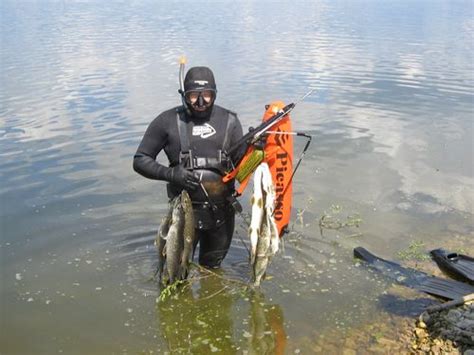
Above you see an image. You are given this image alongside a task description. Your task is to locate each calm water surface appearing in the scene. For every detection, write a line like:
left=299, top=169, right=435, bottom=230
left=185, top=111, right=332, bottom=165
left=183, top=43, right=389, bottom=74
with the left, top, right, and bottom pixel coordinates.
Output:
left=1, top=1, right=473, bottom=353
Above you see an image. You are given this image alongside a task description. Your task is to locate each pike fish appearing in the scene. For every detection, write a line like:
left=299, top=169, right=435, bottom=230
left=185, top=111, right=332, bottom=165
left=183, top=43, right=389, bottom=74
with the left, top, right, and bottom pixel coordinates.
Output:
left=165, top=195, right=185, bottom=285
left=180, top=190, right=196, bottom=280
left=249, top=163, right=280, bottom=286
left=156, top=190, right=196, bottom=285
left=249, top=166, right=264, bottom=266
left=155, top=201, right=173, bottom=284
left=253, top=211, right=272, bottom=286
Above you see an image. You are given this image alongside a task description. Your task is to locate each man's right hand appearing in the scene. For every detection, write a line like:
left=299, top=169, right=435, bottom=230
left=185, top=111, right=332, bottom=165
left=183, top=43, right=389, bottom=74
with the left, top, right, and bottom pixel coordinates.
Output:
left=167, top=165, right=200, bottom=191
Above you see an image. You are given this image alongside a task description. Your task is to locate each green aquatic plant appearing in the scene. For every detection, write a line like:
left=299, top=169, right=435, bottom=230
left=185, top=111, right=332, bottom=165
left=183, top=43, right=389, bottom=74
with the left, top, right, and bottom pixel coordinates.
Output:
left=157, top=279, right=187, bottom=303
left=290, top=195, right=315, bottom=228
left=330, top=204, right=342, bottom=214
left=319, top=204, right=363, bottom=234
left=296, top=208, right=305, bottom=226
left=156, top=262, right=253, bottom=304
left=373, top=330, right=384, bottom=342
left=397, top=241, right=430, bottom=261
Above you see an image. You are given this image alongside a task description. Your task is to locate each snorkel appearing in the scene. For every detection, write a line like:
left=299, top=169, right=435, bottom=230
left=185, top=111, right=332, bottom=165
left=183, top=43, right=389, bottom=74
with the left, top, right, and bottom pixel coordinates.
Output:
left=178, top=56, right=191, bottom=115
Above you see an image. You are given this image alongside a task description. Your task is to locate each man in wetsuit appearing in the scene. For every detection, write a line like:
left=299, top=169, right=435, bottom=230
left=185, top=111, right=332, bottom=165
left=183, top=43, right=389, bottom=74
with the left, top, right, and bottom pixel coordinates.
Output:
left=133, top=66, right=244, bottom=268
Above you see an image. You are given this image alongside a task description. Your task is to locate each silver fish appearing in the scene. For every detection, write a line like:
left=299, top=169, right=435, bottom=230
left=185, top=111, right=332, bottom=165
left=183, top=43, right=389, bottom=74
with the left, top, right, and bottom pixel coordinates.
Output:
left=165, top=195, right=185, bottom=285
left=249, top=166, right=264, bottom=266
left=253, top=209, right=272, bottom=286
left=250, top=163, right=280, bottom=286
left=155, top=202, right=173, bottom=284
left=180, top=190, right=196, bottom=280
left=261, top=164, right=279, bottom=257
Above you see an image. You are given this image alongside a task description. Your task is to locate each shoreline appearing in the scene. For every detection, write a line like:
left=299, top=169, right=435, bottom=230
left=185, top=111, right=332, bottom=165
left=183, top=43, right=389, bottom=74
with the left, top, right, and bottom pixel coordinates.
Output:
left=299, top=234, right=474, bottom=353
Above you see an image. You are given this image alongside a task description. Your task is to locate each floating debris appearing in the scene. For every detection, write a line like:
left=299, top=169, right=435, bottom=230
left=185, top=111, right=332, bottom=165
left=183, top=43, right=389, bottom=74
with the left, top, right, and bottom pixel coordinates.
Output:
left=210, top=344, right=219, bottom=352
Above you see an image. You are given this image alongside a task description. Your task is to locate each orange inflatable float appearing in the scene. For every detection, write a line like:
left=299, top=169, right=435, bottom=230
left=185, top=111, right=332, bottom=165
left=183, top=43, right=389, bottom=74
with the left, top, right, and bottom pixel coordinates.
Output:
left=223, top=101, right=294, bottom=237
left=262, top=101, right=293, bottom=237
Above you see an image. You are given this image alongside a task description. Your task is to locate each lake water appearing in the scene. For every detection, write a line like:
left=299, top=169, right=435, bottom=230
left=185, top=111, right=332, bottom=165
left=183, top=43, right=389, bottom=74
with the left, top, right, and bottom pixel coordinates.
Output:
left=1, top=0, right=473, bottom=353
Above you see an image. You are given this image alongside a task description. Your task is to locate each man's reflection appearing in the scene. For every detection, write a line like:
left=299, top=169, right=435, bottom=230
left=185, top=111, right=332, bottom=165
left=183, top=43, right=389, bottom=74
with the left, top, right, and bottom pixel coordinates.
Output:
left=155, top=271, right=286, bottom=354
left=156, top=271, right=235, bottom=353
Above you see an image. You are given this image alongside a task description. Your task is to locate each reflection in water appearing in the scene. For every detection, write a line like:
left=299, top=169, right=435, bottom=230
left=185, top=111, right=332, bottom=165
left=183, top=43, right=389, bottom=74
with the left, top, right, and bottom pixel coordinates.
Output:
left=156, top=272, right=286, bottom=354
left=377, top=293, right=435, bottom=318
left=248, top=291, right=286, bottom=355
left=157, top=274, right=236, bottom=353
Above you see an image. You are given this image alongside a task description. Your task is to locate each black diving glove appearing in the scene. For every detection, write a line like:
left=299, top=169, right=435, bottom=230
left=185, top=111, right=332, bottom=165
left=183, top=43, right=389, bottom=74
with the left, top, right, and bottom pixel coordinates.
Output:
left=167, top=165, right=200, bottom=191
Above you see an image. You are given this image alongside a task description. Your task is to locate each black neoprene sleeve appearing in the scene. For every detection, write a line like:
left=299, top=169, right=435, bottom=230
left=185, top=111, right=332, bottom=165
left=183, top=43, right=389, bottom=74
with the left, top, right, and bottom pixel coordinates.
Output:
left=133, top=114, right=171, bottom=181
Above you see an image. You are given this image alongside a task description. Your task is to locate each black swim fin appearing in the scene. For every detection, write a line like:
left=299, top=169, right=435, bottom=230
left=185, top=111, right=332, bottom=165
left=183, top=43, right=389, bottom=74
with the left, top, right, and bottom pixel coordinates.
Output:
left=430, top=248, right=474, bottom=285
left=354, top=247, right=474, bottom=300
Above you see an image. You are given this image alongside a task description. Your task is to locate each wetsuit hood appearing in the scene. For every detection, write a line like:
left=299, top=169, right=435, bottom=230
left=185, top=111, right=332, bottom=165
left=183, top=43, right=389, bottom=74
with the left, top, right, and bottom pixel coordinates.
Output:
left=183, top=66, right=217, bottom=119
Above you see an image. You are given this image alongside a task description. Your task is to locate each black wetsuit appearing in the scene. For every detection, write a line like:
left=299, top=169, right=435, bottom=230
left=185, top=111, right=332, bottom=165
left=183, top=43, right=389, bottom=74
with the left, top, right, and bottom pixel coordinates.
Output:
left=133, top=105, right=244, bottom=267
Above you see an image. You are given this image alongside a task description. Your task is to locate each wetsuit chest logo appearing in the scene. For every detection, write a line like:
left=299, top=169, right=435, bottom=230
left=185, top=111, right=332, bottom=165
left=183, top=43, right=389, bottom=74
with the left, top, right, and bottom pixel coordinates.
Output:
left=192, top=123, right=216, bottom=139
